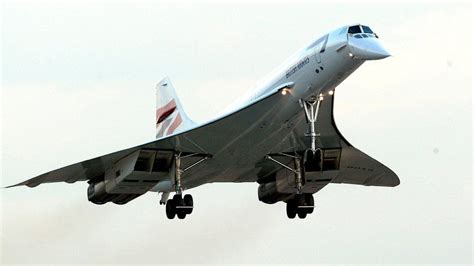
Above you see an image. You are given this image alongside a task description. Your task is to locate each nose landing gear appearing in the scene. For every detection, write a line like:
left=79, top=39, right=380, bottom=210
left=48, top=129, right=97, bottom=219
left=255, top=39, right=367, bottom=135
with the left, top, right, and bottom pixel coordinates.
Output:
left=302, top=93, right=324, bottom=153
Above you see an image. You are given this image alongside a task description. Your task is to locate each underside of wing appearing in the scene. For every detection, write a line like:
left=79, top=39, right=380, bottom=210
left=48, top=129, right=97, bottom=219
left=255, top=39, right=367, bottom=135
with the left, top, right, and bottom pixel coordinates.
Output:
left=6, top=88, right=285, bottom=189
left=282, top=91, right=400, bottom=188
left=249, top=88, right=400, bottom=199
left=331, top=146, right=400, bottom=187
left=303, top=94, right=399, bottom=187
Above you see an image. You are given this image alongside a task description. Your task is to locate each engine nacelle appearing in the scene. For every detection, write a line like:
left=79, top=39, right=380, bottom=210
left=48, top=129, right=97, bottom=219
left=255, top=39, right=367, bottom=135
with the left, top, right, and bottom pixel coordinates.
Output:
left=258, top=181, right=292, bottom=204
left=87, top=149, right=174, bottom=205
left=87, top=181, right=141, bottom=205
left=87, top=181, right=114, bottom=204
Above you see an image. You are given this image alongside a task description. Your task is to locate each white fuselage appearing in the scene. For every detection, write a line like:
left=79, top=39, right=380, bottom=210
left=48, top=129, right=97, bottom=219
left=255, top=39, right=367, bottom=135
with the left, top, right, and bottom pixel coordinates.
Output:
left=225, top=25, right=389, bottom=118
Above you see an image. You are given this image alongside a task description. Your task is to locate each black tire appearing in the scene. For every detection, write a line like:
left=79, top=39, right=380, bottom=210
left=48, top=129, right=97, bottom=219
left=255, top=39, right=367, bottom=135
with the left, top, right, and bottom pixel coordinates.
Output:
left=183, top=194, right=194, bottom=214
left=173, top=194, right=183, bottom=206
left=177, top=211, right=186, bottom=219
left=286, top=200, right=297, bottom=219
left=305, top=194, right=315, bottom=214
left=297, top=210, right=307, bottom=219
left=295, top=194, right=306, bottom=207
left=166, top=199, right=175, bottom=219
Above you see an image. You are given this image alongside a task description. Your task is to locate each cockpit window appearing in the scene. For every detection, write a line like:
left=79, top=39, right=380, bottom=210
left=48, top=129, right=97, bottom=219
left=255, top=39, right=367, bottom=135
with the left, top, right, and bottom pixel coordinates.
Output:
left=362, top=25, right=373, bottom=33
left=348, top=25, right=362, bottom=34
left=352, top=33, right=376, bottom=39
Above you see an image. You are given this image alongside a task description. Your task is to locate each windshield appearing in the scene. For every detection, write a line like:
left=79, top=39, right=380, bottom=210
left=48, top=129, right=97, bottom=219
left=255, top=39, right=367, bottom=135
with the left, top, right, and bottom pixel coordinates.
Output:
left=362, top=25, right=374, bottom=33
left=348, top=25, right=378, bottom=38
left=348, top=25, right=361, bottom=34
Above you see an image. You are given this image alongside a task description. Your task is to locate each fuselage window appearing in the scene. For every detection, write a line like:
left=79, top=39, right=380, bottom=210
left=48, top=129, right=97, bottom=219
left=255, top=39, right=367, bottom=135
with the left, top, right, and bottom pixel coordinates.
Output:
left=354, top=34, right=362, bottom=39
left=362, top=26, right=373, bottom=34
left=348, top=25, right=362, bottom=34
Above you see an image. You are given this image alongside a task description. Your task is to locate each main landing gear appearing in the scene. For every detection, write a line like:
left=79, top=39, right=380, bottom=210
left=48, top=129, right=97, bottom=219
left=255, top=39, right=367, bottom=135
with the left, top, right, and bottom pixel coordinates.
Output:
left=164, top=152, right=209, bottom=220
left=166, top=194, right=193, bottom=219
left=265, top=95, right=325, bottom=219
left=286, top=194, right=314, bottom=219
left=266, top=152, right=316, bottom=219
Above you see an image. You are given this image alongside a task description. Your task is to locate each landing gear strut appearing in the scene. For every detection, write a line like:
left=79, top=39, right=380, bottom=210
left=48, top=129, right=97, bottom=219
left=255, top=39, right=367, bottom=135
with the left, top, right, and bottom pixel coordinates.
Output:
left=265, top=96, right=324, bottom=219
left=301, top=93, right=324, bottom=153
left=164, top=152, right=209, bottom=220
left=265, top=153, right=316, bottom=219
left=265, top=152, right=304, bottom=194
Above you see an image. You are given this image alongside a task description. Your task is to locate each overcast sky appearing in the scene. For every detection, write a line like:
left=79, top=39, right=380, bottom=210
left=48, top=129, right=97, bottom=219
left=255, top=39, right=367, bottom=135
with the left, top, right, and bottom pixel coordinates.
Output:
left=1, top=1, right=472, bottom=264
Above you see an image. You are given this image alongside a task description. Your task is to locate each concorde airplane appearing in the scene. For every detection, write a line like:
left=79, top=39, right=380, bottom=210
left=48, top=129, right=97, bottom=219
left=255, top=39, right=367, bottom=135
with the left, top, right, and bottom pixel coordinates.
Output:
left=8, top=24, right=399, bottom=219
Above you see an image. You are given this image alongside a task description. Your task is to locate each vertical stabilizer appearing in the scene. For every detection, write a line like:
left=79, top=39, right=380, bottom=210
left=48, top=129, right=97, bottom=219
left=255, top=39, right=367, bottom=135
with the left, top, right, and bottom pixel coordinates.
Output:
left=155, top=77, right=195, bottom=139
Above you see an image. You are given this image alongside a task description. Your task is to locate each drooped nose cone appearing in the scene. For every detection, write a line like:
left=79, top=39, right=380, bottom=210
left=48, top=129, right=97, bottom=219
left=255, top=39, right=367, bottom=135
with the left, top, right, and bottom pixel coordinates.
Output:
left=348, top=36, right=391, bottom=60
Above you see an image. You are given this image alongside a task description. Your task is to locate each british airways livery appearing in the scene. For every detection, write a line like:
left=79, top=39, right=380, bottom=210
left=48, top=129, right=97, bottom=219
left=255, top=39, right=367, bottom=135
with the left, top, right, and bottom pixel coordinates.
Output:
left=8, top=24, right=399, bottom=219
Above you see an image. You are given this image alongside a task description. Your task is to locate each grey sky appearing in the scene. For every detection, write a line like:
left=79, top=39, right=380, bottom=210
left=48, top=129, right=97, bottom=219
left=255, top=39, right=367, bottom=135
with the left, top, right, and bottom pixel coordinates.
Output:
left=1, top=1, right=472, bottom=264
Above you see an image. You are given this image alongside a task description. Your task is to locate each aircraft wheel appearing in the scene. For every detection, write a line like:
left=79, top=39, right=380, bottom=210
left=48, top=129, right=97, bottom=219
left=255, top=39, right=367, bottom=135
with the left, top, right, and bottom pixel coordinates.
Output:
left=177, top=210, right=186, bottom=219
left=173, top=194, right=183, bottom=205
left=166, top=199, right=176, bottom=219
left=286, top=199, right=297, bottom=219
left=305, top=194, right=314, bottom=214
left=295, top=194, right=306, bottom=206
left=297, top=210, right=307, bottom=219
left=183, top=194, right=194, bottom=214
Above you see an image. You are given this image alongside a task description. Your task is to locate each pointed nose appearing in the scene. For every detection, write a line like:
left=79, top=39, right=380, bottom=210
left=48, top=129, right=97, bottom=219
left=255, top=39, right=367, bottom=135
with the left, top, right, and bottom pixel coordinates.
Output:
left=349, top=36, right=391, bottom=60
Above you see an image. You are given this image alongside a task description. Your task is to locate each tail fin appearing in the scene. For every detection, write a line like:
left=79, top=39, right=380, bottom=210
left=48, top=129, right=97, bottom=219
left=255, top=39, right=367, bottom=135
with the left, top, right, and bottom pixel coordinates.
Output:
left=155, top=77, right=195, bottom=139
